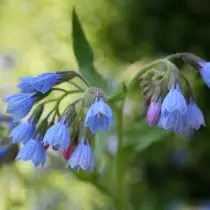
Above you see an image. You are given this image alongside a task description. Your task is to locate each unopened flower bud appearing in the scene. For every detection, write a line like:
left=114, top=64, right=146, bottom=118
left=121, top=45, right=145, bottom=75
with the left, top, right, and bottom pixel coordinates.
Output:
left=146, top=98, right=162, bottom=126
left=62, top=142, right=74, bottom=160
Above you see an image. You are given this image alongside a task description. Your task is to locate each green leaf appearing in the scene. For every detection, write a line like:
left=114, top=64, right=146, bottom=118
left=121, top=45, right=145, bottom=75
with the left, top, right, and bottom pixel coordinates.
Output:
left=72, top=8, right=107, bottom=89
left=124, top=120, right=170, bottom=152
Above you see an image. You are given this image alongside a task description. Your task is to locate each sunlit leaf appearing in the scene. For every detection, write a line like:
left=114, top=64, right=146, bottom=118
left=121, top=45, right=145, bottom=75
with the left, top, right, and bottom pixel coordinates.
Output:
left=72, top=8, right=107, bottom=89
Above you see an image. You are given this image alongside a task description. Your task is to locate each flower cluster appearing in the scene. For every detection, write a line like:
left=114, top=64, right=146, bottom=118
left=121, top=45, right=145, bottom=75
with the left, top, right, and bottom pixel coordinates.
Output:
left=146, top=83, right=205, bottom=135
left=4, top=52, right=210, bottom=172
left=144, top=53, right=208, bottom=136
left=4, top=72, right=113, bottom=172
left=3, top=72, right=74, bottom=122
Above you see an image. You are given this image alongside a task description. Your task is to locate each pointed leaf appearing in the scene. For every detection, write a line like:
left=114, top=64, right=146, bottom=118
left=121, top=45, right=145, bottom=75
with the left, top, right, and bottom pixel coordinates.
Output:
left=72, top=8, right=106, bottom=89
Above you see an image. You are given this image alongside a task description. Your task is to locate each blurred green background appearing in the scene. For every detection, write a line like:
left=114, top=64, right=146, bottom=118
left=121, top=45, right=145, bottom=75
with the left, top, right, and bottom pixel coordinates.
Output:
left=1, top=0, right=210, bottom=209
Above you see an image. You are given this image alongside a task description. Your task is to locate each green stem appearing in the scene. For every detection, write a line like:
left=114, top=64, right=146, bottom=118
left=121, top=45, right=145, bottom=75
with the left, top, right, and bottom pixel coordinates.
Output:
left=55, top=89, right=82, bottom=117
left=68, top=80, right=85, bottom=91
left=116, top=103, right=126, bottom=210
left=75, top=72, right=90, bottom=87
left=165, top=52, right=188, bottom=60
left=126, top=59, right=168, bottom=90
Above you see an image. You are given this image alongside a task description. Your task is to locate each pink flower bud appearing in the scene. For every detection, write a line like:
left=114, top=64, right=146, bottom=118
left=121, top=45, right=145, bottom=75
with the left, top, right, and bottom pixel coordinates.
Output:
left=146, top=98, right=162, bottom=126
left=62, top=142, right=74, bottom=160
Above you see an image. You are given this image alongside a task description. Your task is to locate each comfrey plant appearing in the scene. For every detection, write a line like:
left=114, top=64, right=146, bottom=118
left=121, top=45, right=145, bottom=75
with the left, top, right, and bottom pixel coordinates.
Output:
left=2, top=8, right=210, bottom=210
left=5, top=70, right=112, bottom=170
left=137, top=53, right=207, bottom=136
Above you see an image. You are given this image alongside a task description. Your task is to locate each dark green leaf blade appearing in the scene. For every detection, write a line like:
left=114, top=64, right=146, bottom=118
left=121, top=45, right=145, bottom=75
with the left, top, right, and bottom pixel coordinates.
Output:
left=72, top=8, right=106, bottom=89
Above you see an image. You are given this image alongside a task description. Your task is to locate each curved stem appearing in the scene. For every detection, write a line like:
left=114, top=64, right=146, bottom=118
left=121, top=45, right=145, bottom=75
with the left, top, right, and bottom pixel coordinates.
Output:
left=75, top=73, right=90, bottom=87
left=165, top=52, right=188, bottom=60
left=55, top=90, right=82, bottom=117
left=165, top=60, right=195, bottom=98
left=43, top=108, right=55, bottom=122
left=127, top=59, right=168, bottom=90
left=68, top=80, right=85, bottom=91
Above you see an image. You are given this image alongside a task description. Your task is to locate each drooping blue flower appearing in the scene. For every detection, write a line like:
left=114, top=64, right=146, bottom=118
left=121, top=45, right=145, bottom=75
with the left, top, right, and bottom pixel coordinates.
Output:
left=19, top=72, right=63, bottom=93
left=43, top=117, right=70, bottom=151
left=161, top=83, right=187, bottom=114
left=186, top=98, right=205, bottom=130
left=198, top=61, right=210, bottom=87
left=158, top=110, right=193, bottom=136
left=9, top=119, right=36, bottom=144
left=66, top=138, right=95, bottom=172
left=0, top=144, right=9, bottom=159
left=4, top=92, right=37, bottom=121
left=16, top=139, right=46, bottom=167
left=157, top=83, right=193, bottom=135
left=84, top=97, right=113, bottom=134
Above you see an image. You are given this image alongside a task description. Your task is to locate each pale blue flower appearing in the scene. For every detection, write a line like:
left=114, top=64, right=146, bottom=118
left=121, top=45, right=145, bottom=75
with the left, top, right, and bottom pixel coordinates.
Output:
left=161, top=83, right=187, bottom=114
left=4, top=92, right=37, bottom=121
left=16, top=139, right=46, bottom=167
left=158, top=83, right=194, bottom=136
left=158, top=110, right=193, bottom=136
left=84, top=97, right=113, bottom=134
left=43, top=117, right=70, bottom=151
left=66, top=138, right=95, bottom=172
left=9, top=120, right=36, bottom=144
left=186, top=98, right=205, bottom=130
left=198, top=61, right=210, bottom=87
left=19, top=72, right=63, bottom=93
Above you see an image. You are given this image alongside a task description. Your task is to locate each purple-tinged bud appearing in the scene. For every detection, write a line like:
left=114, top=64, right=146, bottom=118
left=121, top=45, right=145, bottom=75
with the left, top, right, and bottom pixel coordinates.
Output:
left=146, top=98, right=162, bottom=126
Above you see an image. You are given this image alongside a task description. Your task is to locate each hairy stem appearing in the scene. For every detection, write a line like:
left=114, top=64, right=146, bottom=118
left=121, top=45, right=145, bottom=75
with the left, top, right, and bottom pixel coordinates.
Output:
left=68, top=80, right=85, bottom=91
left=75, top=72, right=90, bottom=87
left=127, top=59, right=168, bottom=90
left=55, top=89, right=82, bottom=117
left=165, top=52, right=188, bottom=60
